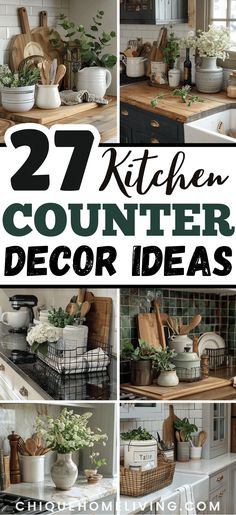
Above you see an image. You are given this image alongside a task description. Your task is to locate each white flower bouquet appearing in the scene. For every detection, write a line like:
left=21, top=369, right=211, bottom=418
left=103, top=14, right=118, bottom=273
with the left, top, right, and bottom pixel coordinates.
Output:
left=26, top=322, right=61, bottom=355
left=196, top=26, right=231, bottom=60
left=35, top=408, right=108, bottom=453
left=179, top=31, right=196, bottom=50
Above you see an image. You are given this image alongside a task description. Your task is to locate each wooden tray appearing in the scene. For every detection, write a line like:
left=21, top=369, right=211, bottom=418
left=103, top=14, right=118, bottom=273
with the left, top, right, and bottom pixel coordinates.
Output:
left=121, top=377, right=233, bottom=400
left=0, top=102, right=98, bottom=125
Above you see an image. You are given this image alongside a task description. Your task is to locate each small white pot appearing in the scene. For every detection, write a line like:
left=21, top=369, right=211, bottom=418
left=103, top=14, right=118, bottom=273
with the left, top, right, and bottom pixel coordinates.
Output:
left=36, top=84, right=61, bottom=109
left=157, top=369, right=179, bottom=387
left=1, top=85, right=35, bottom=112
left=168, top=68, right=181, bottom=88
left=125, top=57, right=146, bottom=77
left=190, top=446, right=202, bottom=460
left=20, top=455, right=45, bottom=483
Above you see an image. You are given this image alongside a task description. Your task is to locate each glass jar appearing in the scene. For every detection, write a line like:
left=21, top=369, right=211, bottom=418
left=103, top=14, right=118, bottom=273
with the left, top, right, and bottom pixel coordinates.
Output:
left=227, top=70, right=236, bottom=98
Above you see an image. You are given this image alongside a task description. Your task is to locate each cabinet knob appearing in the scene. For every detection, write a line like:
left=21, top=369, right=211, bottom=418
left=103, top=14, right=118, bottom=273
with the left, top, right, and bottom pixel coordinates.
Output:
left=0, top=364, right=5, bottom=372
left=150, top=120, right=160, bottom=128
left=150, top=137, right=160, bottom=144
left=216, top=475, right=224, bottom=482
left=121, top=109, right=129, bottom=116
left=19, top=386, right=28, bottom=397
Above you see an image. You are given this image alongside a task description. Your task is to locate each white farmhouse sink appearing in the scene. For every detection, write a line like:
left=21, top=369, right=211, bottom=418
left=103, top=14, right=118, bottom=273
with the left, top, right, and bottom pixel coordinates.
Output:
left=160, top=471, right=209, bottom=503
left=184, top=108, right=236, bottom=143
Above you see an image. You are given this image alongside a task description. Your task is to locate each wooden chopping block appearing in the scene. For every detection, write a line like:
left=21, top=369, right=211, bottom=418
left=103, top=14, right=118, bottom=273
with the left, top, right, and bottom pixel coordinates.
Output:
left=163, top=404, right=180, bottom=445
left=10, top=7, right=50, bottom=71
left=146, top=41, right=157, bottom=77
left=155, top=27, right=167, bottom=62
left=32, top=11, right=63, bottom=64
left=137, top=313, right=162, bottom=349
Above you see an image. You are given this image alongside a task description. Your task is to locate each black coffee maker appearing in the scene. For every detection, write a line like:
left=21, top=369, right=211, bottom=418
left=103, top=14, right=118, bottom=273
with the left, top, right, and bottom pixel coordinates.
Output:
left=9, top=294, right=38, bottom=326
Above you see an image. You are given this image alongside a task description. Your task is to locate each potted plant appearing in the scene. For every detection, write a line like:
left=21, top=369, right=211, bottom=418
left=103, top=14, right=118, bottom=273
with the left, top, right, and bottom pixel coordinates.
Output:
left=174, top=418, right=198, bottom=462
left=120, top=427, right=157, bottom=469
left=163, top=31, right=180, bottom=70
left=56, top=11, right=116, bottom=95
left=192, top=26, right=231, bottom=93
left=26, top=323, right=61, bottom=356
left=153, top=348, right=179, bottom=387
left=53, top=10, right=117, bottom=93
left=35, top=408, right=107, bottom=490
left=48, top=307, right=88, bottom=355
left=84, top=452, right=107, bottom=484
left=0, top=62, right=40, bottom=112
left=124, top=339, right=157, bottom=386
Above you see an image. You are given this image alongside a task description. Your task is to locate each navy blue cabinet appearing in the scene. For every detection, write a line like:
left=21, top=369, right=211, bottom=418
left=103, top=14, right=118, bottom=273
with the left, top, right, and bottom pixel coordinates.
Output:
left=120, top=102, right=184, bottom=143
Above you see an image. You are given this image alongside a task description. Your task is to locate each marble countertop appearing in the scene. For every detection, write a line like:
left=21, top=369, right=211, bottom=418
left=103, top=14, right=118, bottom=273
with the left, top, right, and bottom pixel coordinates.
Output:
left=7, top=476, right=117, bottom=511
left=175, top=452, right=236, bottom=475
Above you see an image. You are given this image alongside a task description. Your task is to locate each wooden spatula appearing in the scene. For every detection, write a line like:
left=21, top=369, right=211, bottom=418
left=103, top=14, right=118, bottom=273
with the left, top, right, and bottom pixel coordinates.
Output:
left=25, top=438, right=37, bottom=456
left=198, top=430, right=207, bottom=447
left=80, top=301, right=91, bottom=318
left=54, top=64, right=66, bottom=85
left=154, top=301, right=166, bottom=349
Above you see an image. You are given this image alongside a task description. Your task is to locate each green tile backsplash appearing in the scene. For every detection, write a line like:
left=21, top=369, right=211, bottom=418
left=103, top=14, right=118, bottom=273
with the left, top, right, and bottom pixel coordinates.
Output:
left=120, top=289, right=236, bottom=354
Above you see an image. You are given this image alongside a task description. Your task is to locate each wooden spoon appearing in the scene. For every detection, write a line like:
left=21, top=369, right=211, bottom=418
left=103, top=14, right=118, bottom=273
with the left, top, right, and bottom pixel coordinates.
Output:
left=25, top=438, right=37, bottom=456
left=179, top=430, right=186, bottom=442
left=175, top=431, right=180, bottom=442
left=43, top=59, right=51, bottom=85
left=66, top=302, right=78, bottom=316
left=198, top=430, right=207, bottom=447
left=54, top=64, right=66, bottom=85
left=37, top=62, right=46, bottom=85
left=80, top=301, right=91, bottom=318
left=183, top=315, right=202, bottom=335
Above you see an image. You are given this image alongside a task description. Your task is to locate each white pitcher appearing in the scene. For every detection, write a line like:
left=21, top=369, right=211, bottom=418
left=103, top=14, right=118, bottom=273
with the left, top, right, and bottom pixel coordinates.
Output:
left=76, top=66, right=112, bottom=97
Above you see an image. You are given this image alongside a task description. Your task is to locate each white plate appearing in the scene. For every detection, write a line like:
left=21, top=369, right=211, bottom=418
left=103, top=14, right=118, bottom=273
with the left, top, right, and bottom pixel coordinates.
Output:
left=198, top=332, right=225, bottom=367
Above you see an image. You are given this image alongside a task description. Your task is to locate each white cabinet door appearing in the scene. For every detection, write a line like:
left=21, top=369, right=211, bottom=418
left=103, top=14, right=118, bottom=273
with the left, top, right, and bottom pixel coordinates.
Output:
left=0, top=356, right=44, bottom=400
left=229, top=463, right=236, bottom=515
left=202, top=404, right=229, bottom=459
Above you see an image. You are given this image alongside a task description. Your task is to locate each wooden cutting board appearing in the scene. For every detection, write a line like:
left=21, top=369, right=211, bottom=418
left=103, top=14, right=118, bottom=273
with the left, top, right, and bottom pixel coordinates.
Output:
left=121, top=377, right=233, bottom=400
left=137, top=313, right=162, bottom=349
left=163, top=404, right=180, bottom=443
left=31, top=10, right=63, bottom=64
left=85, top=294, right=112, bottom=349
left=0, top=102, right=98, bottom=125
left=9, top=7, right=50, bottom=71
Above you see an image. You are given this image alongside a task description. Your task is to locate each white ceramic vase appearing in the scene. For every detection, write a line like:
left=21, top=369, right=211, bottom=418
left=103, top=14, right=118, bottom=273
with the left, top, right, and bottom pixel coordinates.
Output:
left=195, top=56, right=223, bottom=93
left=51, top=453, right=78, bottom=490
left=157, top=369, right=179, bottom=387
left=76, top=66, right=112, bottom=97
left=1, top=85, right=35, bottom=112
left=36, top=84, right=61, bottom=109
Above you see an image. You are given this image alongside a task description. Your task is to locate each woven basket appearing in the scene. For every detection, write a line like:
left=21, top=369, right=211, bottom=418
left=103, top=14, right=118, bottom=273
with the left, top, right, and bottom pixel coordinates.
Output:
left=120, top=459, right=176, bottom=497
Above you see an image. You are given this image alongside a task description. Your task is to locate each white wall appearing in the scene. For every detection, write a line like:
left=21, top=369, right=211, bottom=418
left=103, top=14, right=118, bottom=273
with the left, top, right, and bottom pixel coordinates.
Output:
left=120, top=403, right=203, bottom=441
left=0, top=0, right=70, bottom=65
left=69, top=0, right=117, bottom=96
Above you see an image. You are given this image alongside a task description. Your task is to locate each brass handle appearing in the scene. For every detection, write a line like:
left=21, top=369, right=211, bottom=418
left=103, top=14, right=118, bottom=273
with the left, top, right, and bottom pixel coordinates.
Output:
left=216, top=475, right=224, bottom=482
left=150, top=120, right=160, bottom=128
left=218, top=491, right=224, bottom=498
left=121, top=109, right=129, bottom=116
left=19, top=386, right=28, bottom=397
left=0, top=364, right=5, bottom=372
left=150, top=137, right=160, bottom=144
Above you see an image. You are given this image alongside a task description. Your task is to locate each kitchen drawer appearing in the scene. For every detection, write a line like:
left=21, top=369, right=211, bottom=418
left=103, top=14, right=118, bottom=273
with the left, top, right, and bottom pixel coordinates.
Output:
left=120, top=102, right=184, bottom=143
left=209, top=486, right=228, bottom=515
left=0, top=356, right=43, bottom=400
left=209, top=468, right=227, bottom=492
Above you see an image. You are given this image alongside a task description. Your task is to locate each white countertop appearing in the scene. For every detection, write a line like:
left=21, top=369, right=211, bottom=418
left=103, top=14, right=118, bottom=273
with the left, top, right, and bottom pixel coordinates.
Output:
left=120, top=453, right=236, bottom=514
left=7, top=476, right=117, bottom=510
left=175, top=452, right=236, bottom=475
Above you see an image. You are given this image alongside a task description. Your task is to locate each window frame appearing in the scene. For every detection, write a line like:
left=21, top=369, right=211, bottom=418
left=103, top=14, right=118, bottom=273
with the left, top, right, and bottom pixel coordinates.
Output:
left=196, top=0, right=236, bottom=61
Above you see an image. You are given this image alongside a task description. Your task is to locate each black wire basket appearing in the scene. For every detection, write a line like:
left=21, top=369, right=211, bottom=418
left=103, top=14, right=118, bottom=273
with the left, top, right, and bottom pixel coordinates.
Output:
left=175, top=366, right=202, bottom=382
left=206, top=347, right=227, bottom=369
left=37, top=338, right=111, bottom=375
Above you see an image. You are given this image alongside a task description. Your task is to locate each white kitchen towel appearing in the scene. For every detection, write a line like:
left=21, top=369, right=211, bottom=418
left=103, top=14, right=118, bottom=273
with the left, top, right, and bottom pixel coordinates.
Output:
left=177, top=485, right=196, bottom=515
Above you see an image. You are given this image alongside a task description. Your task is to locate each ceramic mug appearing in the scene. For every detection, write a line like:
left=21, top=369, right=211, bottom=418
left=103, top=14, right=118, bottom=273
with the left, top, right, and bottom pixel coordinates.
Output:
left=36, top=85, right=61, bottom=109
left=1, top=311, right=28, bottom=329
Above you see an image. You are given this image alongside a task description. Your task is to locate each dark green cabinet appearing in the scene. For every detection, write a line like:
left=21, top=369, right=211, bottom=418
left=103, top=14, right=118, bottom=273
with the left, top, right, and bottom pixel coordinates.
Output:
left=120, top=102, right=184, bottom=143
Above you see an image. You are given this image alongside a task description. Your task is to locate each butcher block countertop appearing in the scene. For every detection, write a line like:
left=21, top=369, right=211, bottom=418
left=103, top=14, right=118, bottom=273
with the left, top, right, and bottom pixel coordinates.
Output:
left=0, top=96, right=117, bottom=143
left=120, top=81, right=235, bottom=123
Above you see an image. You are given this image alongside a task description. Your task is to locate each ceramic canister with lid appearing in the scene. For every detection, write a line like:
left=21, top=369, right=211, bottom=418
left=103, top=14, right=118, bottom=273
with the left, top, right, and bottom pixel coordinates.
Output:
left=172, top=347, right=201, bottom=381
left=169, top=334, right=193, bottom=354
left=123, top=439, right=157, bottom=469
